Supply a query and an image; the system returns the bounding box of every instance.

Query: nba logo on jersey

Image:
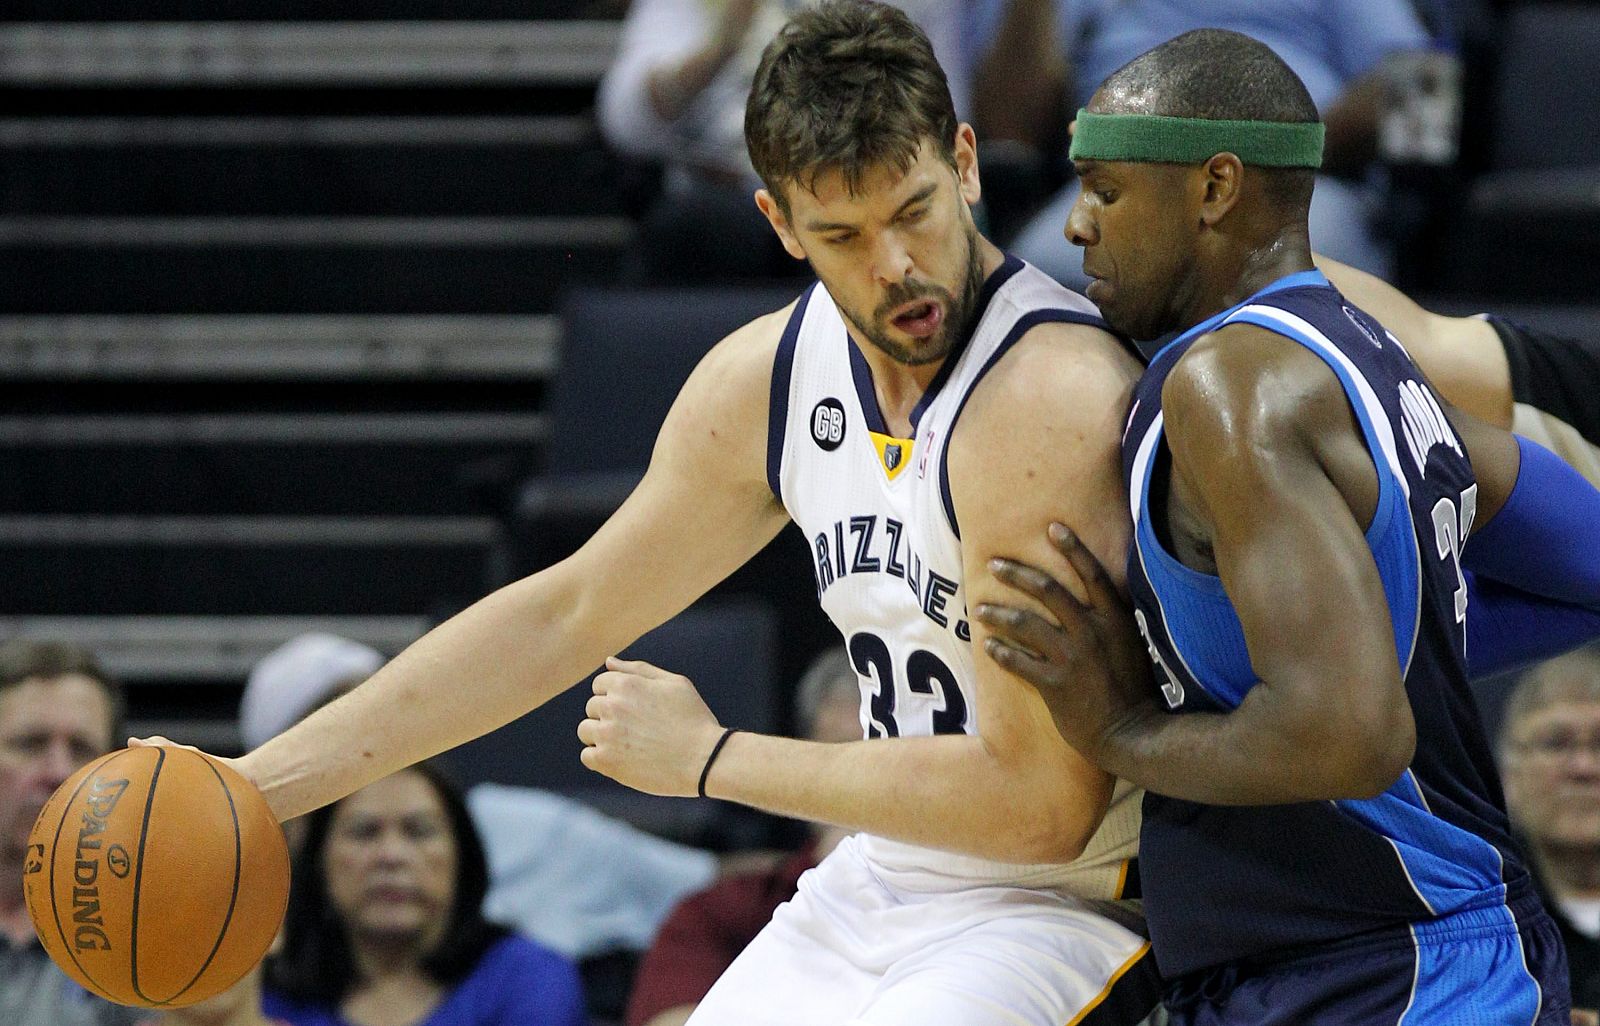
[811,398,846,451]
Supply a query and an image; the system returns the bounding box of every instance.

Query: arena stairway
[0,8,626,753]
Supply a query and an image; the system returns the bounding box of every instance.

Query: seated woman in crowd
[264,762,586,1026]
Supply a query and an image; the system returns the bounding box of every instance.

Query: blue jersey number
[849,632,968,738]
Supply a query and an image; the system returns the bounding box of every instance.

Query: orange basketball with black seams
[21,745,290,1008]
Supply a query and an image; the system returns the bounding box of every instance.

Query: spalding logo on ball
[22,745,290,1008]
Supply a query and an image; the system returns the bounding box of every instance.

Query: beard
[836,227,985,367]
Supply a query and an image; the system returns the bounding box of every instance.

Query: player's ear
[755,188,807,261]
[954,123,981,207]
[1199,153,1244,227]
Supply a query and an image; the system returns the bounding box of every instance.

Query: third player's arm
[234,314,793,822]
[704,323,1137,863]
[1315,254,1514,429]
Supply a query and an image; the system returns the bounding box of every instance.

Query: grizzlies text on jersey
[768,254,1142,892]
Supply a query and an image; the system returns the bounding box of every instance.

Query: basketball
[20,745,290,1008]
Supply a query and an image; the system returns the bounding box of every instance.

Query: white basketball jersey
[767,257,1143,896]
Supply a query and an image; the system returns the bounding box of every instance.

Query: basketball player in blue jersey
[973,28,1600,1026]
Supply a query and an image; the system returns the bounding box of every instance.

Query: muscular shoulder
[951,319,1141,451]
[643,300,798,497]
[1163,324,1349,467]
[663,302,794,440]
[686,303,793,409]
[1161,325,1379,531]
[946,319,1140,574]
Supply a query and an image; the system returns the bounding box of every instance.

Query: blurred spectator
[467,784,715,960]
[240,633,386,754]
[597,0,979,283]
[0,639,141,1026]
[976,0,1433,285]
[624,647,861,1026]
[1499,644,1600,1013]
[137,967,286,1026]
[263,761,587,1026]
[240,632,719,962]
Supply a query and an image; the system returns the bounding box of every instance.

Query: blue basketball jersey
[1123,270,1535,980]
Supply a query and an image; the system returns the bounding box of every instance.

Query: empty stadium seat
[515,284,803,562]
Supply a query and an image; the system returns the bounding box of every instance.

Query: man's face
[1503,695,1600,849]
[760,135,985,367]
[0,675,115,863]
[1067,159,1201,341]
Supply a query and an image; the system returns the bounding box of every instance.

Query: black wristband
[697,727,738,799]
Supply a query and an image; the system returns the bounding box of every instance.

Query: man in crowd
[1501,646,1600,1013]
[0,638,140,1026]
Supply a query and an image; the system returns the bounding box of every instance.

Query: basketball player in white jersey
[139,3,1159,1024]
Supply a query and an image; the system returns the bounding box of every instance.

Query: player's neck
[1534,839,1600,898]
[350,935,430,980]
[1178,224,1314,333]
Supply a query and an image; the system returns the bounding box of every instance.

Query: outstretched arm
[224,313,793,822]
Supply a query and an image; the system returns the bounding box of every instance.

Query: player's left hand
[577,657,726,797]
[974,523,1156,764]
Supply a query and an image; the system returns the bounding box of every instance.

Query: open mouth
[890,300,944,338]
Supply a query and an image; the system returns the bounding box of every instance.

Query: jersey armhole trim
[938,310,1111,538]
[766,286,814,505]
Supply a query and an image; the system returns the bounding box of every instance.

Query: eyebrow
[1072,159,1100,177]
[805,182,939,234]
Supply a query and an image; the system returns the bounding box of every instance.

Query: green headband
[1069,110,1325,168]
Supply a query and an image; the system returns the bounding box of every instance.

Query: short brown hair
[745,0,959,211]
[0,637,125,742]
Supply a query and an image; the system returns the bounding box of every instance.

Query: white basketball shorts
[686,834,1159,1026]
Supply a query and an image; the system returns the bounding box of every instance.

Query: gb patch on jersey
[811,398,846,451]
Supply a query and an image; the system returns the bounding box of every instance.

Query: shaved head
[1089,29,1320,210]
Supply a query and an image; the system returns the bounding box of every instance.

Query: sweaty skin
[979,102,1534,806]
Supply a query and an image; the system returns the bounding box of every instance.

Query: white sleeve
[596,0,714,159]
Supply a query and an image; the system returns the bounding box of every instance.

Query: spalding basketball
[22,745,290,1008]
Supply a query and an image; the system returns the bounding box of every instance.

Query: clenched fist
[577,657,728,797]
